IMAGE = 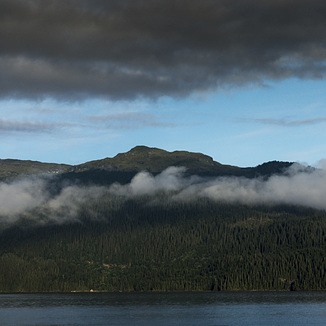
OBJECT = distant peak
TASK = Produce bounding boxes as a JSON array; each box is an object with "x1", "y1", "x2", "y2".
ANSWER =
[
  {"x1": 118, "y1": 146, "x2": 167, "y2": 157},
  {"x1": 129, "y1": 146, "x2": 157, "y2": 152}
]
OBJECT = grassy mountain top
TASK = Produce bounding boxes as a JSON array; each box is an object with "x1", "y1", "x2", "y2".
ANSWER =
[
  {"x1": 75, "y1": 145, "x2": 242, "y2": 176},
  {"x1": 75, "y1": 146, "x2": 294, "y2": 179}
]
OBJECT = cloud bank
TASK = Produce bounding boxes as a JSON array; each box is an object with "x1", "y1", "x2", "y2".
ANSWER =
[
  {"x1": 1, "y1": 0, "x2": 326, "y2": 100},
  {"x1": 111, "y1": 164, "x2": 326, "y2": 210},
  {"x1": 1, "y1": 163, "x2": 325, "y2": 227},
  {"x1": 0, "y1": 176, "x2": 106, "y2": 225}
]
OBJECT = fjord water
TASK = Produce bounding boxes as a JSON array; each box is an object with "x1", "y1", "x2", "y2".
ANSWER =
[{"x1": 1, "y1": 292, "x2": 326, "y2": 326}]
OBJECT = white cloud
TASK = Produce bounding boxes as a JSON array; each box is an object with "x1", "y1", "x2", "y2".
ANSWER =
[{"x1": 1, "y1": 163, "x2": 326, "y2": 227}]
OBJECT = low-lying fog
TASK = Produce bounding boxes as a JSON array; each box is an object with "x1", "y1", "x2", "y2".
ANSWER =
[{"x1": 0, "y1": 161, "x2": 325, "y2": 226}]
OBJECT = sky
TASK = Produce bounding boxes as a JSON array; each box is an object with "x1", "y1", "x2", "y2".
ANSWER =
[{"x1": 1, "y1": 0, "x2": 326, "y2": 167}]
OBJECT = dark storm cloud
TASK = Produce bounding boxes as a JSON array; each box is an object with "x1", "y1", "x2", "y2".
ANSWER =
[{"x1": 1, "y1": 0, "x2": 326, "y2": 100}]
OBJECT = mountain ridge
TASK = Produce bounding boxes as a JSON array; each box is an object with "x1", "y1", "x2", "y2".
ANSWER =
[
  {"x1": 0, "y1": 146, "x2": 295, "y2": 182},
  {"x1": 74, "y1": 146, "x2": 241, "y2": 175}
]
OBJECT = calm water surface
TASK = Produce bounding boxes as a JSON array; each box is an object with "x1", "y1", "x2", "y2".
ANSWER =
[{"x1": 0, "y1": 291, "x2": 326, "y2": 326}]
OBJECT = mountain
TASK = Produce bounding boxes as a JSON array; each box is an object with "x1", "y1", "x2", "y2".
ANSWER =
[
  {"x1": 0, "y1": 146, "x2": 295, "y2": 183},
  {"x1": 0, "y1": 146, "x2": 324, "y2": 293},
  {"x1": 75, "y1": 145, "x2": 241, "y2": 175},
  {"x1": 75, "y1": 145, "x2": 294, "y2": 177}
]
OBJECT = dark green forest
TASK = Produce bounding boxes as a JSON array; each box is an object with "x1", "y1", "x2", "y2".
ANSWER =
[{"x1": 1, "y1": 195, "x2": 326, "y2": 293}]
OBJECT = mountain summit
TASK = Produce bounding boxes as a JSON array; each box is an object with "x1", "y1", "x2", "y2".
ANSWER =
[
  {"x1": 74, "y1": 145, "x2": 295, "y2": 178},
  {"x1": 75, "y1": 145, "x2": 242, "y2": 176}
]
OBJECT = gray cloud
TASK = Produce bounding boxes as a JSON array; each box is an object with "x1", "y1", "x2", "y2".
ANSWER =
[
  {"x1": 0, "y1": 177, "x2": 47, "y2": 222},
  {"x1": 88, "y1": 112, "x2": 175, "y2": 129},
  {"x1": 41, "y1": 184, "x2": 107, "y2": 224},
  {"x1": 0, "y1": 118, "x2": 61, "y2": 133},
  {"x1": 1, "y1": 0, "x2": 326, "y2": 100},
  {"x1": 0, "y1": 176, "x2": 107, "y2": 225},
  {"x1": 250, "y1": 117, "x2": 326, "y2": 126}
]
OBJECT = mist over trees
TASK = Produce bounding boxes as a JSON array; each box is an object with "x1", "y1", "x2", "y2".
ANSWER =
[{"x1": 0, "y1": 161, "x2": 325, "y2": 227}]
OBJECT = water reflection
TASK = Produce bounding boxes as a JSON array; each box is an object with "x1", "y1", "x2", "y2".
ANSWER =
[{"x1": 0, "y1": 292, "x2": 326, "y2": 326}]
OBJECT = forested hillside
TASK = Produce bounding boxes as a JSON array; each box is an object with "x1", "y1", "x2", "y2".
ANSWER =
[
  {"x1": 0, "y1": 146, "x2": 323, "y2": 293},
  {"x1": 0, "y1": 196, "x2": 325, "y2": 292}
]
